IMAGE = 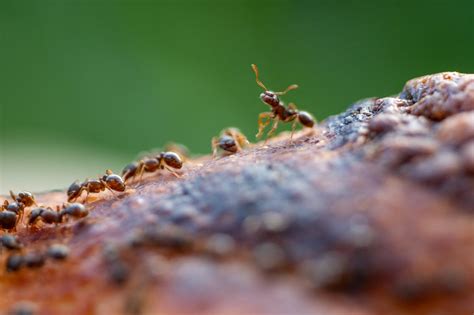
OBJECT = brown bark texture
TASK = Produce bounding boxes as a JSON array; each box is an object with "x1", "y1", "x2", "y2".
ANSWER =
[{"x1": 1, "y1": 72, "x2": 473, "y2": 315}]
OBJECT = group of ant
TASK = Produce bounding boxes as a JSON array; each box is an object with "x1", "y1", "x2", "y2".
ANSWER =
[
  {"x1": 0, "y1": 191, "x2": 89, "y2": 231},
  {"x1": 0, "y1": 152, "x2": 186, "y2": 232},
  {"x1": 1, "y1": 64, "x2": 315, "y2": 233}
]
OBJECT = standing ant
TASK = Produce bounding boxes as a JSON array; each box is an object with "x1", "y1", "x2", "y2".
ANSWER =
[
  {"x1": 211, "y1": 128, "x2": 250, "y2": 157},
  {"x1": 122, "y1": 151, "x2": 183, "y2": 182},
  {"x1": 67, "y1": 170, "x2": 126, "y2": 202},
  {"x1": 10, "y1": 191, "x2": 37, "y2": 207},
  {"x1": 251, "y1": 64, "x2": 315, "y2": 140}
]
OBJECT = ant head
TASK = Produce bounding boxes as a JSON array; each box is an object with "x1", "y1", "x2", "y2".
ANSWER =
[
  {"x1": 260, "y1": 91, "x2": 279, "y2": 107},
  {"x1": 251, "y1": 64, "x2": 298, "y2": 107}
]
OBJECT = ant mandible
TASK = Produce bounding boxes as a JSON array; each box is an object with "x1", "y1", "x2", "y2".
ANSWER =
[{"x1": 251, "y1": 64, "x2": 315, "y2": 140}]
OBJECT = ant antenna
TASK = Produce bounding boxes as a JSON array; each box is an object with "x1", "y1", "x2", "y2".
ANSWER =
[
  {"x1": 9, "y1": 190, "x2": 16, "y2": 201},
  {"x1": 275, "y1": 84, "x2": 299, "y2": 96},
  {"x1": 251, "y1": 64, "x2": 268, "y2": 91}
]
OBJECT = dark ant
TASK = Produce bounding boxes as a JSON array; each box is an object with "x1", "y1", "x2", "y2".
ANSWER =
[
  {"x1": 47, "y1": 244, "x2": 70, "y2": 260},
  {"x1": 122, "y1": 151, "x2": 183, "y2": 182},
  {"x1": 0, "y1": 210, "x2": 18, "y2": 231},
  {"x1": 251, "y1": 64, "x2": 315, "y2": 140},
  {"x1": 67, "y1": 170, "x2": 126, "y2": 202},
  {"x1": 1, "y1": 200, "x2": 25, "y2": 228},
  {"x1": 59, "y1": 203, "x2": 89, "y2": 222},
  {"x1": 1, "y1": 234, "x2": 22, "y2": 250},
  {"x1": 212, "y1": 127, "x2": 250, "y2": 157},
  {"x1": 27, "y1": 206, "x2": 61, "y2": 227}
]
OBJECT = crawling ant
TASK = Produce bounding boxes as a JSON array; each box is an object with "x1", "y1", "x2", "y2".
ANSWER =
[
  {"x1": 27, "y1": 206, "x2": 61, "y2": 227},
  {"x1": 212, "y1": 127, "x2": 250, "y2": 157},
  {"x1": 59, "y1": 203, "x2": 89, "y2": 222},
  {"x1": 122, "y1": 151, "x2": 183, "y2": 182},
  {"x1": 1, "y1": 200, "x2": 25, "y2": 227},
  {"x1": 67, "y1": 170, "x2": 126, "y2": 202},
  {"x1": 251, "y1": 64, "x2": 315, "y2": 140}
]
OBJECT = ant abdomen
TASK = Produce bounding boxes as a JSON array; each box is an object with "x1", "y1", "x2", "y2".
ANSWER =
[
  {"x1": 104, "y1": 173, "x2": 126, "y2": 192},
  {"x1": 0, "y1": 211, "x2": 18, "y2": 230},
  {"x1": 219, "y1": 135, "x2": 239, "y2": 153},
  {"x1": 161, "y1": 152, "x2": 183, "y2": 169},
  {"x1": 298, "y1": 111, "x2": 315, "y2": 128},
  {"x1": 67, "y1": 182, "x2": 84, "y2": 202},
  {"x1": 143, "y1": 158, "x2": 160, "y2": 172},
  {"x1": 122, "y1": 162, "x2": 139, "y2": 182},
  {"x1": 60, "y1": 203, "x2": 89, "y2": 222}
]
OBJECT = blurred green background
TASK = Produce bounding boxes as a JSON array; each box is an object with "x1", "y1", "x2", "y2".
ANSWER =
[{"x1": 1, "y1": 0, "x2": 474, "y2": 193}]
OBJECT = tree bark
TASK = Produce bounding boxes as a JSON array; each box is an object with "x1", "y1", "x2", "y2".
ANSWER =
[{"x1": 1, "y1": 72, "x2": 473, "y2": 315}]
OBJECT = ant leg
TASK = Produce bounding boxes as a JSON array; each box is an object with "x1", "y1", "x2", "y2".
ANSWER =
[
  {"x1": 18, "y1": 210, "x2": 24, "y2": 226},
  {"x1": 105, "y1": 186, "x2": 119, "y2": 199},
  {"x1": 256, "y1": 112, "x2": 273, "y2": 139},
  {"x1": 137, "y1": 162, "x2": 147, "y2": 181},
  {"x1": 267, "y1": 117, "x2": 280, "y2": 138},
  {"x1": 211, "y1": 137, "x2": 219, "y2": 157},
  {"x1": 165, "y1": 166, "x2": 182, "y2": 178},
  {"x1": 82, "y1": 190, "x2": 90, "y2": 204},
  {"x1": 290, "y1": 119, "x2": 298, "y2": 142}
]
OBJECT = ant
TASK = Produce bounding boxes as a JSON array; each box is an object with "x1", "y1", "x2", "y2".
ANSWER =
[
  {"x1": 122, "y1": 151, "x2": 183, "y2": 182},
  {"x1": 27, "y1": 206, "x2": 61, "y2": 227},
  {"x1": 10, "y1": 191, "x2": 37, "y2": 207},
  {"x1": 67, "y1": 170, "x2": 126, "y2": 203},
  {"x1": 1, "y1": 201, "x2": 25, "y2": 230},
  {"x1": 211, "y1": 127, "x2": 250, "y2": 157},
  {"x1": 0, "y1": 191, "x2": 37, "y2": 230},
  {"x1": 59, "y1": 203, "x2": 89, "y2": 222},
  {"x1": 251, "y1": 64, "x2": 315, "y2": 140}
]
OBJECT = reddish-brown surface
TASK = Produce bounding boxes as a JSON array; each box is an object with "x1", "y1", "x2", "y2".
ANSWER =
[{"x1": 1, "y1": 72, "x2": 473, "y2": 315}]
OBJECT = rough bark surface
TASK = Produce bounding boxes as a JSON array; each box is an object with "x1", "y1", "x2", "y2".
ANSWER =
[{"x1": 1, "y1": 72, "x2": 473, "y2": 315}]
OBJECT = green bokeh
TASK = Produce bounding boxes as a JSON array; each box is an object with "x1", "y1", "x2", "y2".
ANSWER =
[{"x1": 1, "y1": 0, "x2": 474, "y2": 169}]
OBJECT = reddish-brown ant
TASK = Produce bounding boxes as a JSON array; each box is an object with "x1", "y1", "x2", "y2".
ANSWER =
[
  {"x1": 122, "y1": 151, "x2": 183, "y2": 182},
  {"x1": 251, "y1": 64, "x2": 315, "y2": 140},
  {"x1": 10, "y1": 191, "x2": 37, "y2": 207},
  {"x1": 67, "y1": 170, "x2": 126, "y2": 202},
  {"x1": 212, "y1": 128, "x2": 250, "y2": 157}
]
